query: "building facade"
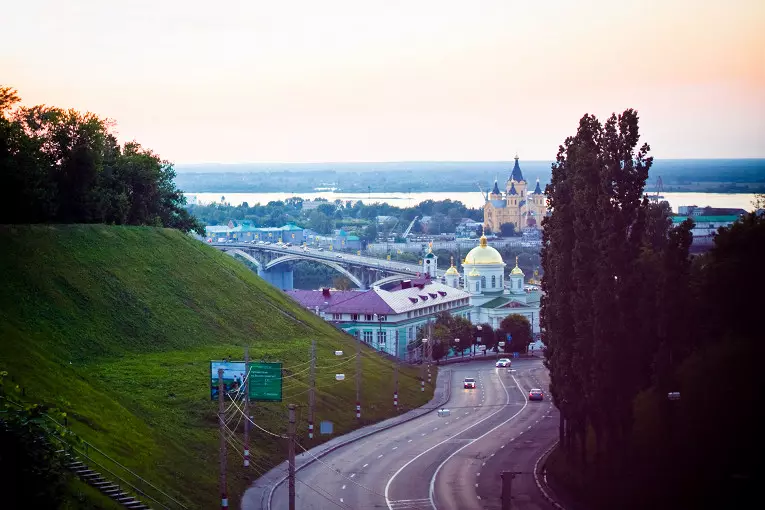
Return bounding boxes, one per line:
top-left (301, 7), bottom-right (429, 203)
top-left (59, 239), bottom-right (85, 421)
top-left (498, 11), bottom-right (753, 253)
top-left (288, 236), bottom-right (542, 358)
top-left (288, 277), bottom-right (472, 359)
top-left (205, 222), bottom-right (304, 244)
top-left (483, 156), bottom-right (547, 233)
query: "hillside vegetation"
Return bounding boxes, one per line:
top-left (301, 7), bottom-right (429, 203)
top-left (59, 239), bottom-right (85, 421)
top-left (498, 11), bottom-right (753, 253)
top-left (0, 225), bottom-right (431, 508)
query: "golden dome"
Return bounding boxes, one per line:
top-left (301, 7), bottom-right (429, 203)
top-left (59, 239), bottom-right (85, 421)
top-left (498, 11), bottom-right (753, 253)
top-left (445, 256), bottom-right (459, 276)
top-left (510, 256), bottom-right (524, 275)
top-left (464, 235), bottom-right (504, 265)
top-left (468, 267), bottom-right (481, 277)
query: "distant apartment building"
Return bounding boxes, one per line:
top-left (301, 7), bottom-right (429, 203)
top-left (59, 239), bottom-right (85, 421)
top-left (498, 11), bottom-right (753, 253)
top-left (671, 215), bottom-right (739, 240)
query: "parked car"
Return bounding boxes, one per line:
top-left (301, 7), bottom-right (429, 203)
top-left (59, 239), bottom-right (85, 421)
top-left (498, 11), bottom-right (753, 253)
top-left (496, 358), bottom-right (512, 368)
top-left (528, 388), bottom-right (544, 401)
top-left (463, 377), bottom-right (477, 389)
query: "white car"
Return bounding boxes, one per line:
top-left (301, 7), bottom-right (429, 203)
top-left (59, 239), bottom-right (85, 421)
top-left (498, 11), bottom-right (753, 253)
top-left (496, 358), bottom-right (512, 368)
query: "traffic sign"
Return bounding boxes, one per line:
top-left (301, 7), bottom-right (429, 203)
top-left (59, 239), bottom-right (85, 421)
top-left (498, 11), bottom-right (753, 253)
top-left (249, 362), bottom-right (283, 402)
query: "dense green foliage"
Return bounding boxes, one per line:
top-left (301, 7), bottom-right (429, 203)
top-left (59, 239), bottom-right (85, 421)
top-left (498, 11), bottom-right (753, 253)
top-left (0, 225), bottom-right (431, 509)
top-left (189, 198), bottom-right (483, 237)
top-left (0, 86), bottom-right (201, 233)
top-left (541, 110), bottom-right (763, 509)
top-left (498, 314), bottom-right (532, 353)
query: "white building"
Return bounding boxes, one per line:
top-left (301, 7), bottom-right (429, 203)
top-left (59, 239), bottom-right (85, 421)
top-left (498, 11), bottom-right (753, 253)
top-left (443, 233), bottom-right (541, 334)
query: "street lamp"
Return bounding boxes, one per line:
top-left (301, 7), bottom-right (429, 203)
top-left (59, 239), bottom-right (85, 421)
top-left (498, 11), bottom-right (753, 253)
top-left (455, 338), bottom-right (461, 358)
top-left (475, 325), bottom-right (482, 357)
top-left (374, 314), bottom-right (384, 353)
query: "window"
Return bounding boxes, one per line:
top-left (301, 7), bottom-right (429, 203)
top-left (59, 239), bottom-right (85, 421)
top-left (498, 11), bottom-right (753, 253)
top-left (500, 276), bottom-right (503, 287)
top-left (377, 330), bottom-right (387, 344)
top-left (363, 330), bottom-right (373, 343)
top-left (408, 327), bottom-right (414, 340)
top-left (481, 276), bottom-right (486, 289)
top-left (475, 282), bottom-right (479, 292)
top-left (407, 311), bottom-right (411, 318)
top-left (491, 275), bottom-right (496, 288)
top-left (517, 279), bottom-right (522, 289)
top-left (351, 314), bottom-right (359, 321)
top-left (377, 314), bottom-right (387, 322)
top-left (332, 313), bottom-right (342, 320)
top-left (365, 314), bottom-right (373, 321)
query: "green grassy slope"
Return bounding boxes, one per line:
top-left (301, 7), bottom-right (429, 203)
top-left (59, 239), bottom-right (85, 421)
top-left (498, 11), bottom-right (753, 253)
top-left (0, 225), bottom-right (431, 509)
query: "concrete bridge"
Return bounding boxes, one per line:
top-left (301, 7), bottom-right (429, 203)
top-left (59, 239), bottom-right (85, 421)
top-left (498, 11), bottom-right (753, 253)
top-left (212, 242), bottom-right (445, 290)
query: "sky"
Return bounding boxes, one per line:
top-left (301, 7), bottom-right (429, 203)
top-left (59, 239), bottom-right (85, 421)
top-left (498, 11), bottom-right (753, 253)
top-left (3, 0), bottom-right (764, 163)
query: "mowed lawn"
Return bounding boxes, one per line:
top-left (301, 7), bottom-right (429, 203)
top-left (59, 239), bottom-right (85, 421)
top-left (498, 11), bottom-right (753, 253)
top-left (0, 225), bottom-right (432, 509)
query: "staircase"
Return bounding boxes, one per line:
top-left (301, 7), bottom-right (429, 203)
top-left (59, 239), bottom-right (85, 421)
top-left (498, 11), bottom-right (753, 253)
top-left (61, 452), bottom-right (151, 509)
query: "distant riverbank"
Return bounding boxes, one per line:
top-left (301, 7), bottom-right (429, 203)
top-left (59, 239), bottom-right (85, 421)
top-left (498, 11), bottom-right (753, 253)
top-left (185, 191), bottom-right (759, 213)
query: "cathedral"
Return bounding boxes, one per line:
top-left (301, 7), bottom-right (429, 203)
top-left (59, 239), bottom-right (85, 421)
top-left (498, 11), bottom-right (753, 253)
top-left (484, 156), bottom-right (546, 233)
top-left (433, 235), bottom-right (541, 335)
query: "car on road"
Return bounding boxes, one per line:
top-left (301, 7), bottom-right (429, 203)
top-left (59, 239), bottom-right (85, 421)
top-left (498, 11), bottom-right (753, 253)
top-left (496, 358), bottom-right (512, 368)
top-left (528, 388), bottom-right (544, 401)
top-left (463, 377), bottom-right (477, 389)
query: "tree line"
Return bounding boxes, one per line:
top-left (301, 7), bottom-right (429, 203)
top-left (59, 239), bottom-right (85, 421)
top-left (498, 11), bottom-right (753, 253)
top-left (541, 110), bottom-right (763, 509)
top-left (407, 311), bottom-right (534, 360)
top-left (188, 197), bottom-right (484, 238)
top-left (0, 86), bottom-right (201, 233)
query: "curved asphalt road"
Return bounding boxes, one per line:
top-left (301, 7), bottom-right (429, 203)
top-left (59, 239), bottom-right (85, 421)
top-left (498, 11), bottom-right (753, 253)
top-left (271, 358), bottom-right (559, 510)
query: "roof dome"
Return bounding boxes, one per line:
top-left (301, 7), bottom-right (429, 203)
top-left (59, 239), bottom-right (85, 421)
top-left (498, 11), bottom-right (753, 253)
top-left (465, 235), bottom-right (504, 265)
top-left (510, 256), bottom-right (524, 275)
top-left (468, 267), bottom-right (481, 277)
top-left (445, 256), bottom-right (459, 275)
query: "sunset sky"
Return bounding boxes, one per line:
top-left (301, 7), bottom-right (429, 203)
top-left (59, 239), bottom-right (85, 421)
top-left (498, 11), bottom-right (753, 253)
top-left (3, 0), bottom-right (764, 163)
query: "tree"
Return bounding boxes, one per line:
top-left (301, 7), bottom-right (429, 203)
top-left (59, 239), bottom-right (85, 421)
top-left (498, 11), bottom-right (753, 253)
top-left (332, 276), bottom-right (353, 290)
top-left (499, 222), bottom-right (516, 237)
top-left (474, 323), bottom-right (495, 352)
top-left (499, 314), bottom-right (532, 353)
top-left (0, 86), bottom-right (203, 233)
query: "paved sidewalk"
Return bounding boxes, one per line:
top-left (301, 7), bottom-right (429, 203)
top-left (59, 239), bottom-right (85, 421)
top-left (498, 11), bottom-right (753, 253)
top-left (241, 367), bottom-right (454, 510)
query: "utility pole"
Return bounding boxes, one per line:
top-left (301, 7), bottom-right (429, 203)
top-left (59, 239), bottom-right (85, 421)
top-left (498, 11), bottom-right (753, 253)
top-left (243, 346), bottom-right (250, 467)
top-left (500, 471), bottom-right (520, 510)
top-left (356, 338), bottom-right (362, 420)
top-left (394, 335), bottom-right (399, 410)
top-left (288, 404), bottom-right (296, 510)
top-left (308, 339), bottom-right (316, 439)
top-left (218, 369), bottom-right (228, 510)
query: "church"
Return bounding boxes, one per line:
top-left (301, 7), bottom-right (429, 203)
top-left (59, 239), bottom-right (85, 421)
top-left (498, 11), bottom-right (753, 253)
top-left (287, 235), bottom-right (541, 360)
top-left (484, 156), bottom-right (546, 233)
top-left (439, 234), bottom-right (541, 334)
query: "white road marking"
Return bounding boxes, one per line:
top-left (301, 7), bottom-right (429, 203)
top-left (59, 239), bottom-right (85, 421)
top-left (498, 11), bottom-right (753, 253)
top-left (426, 373), bottom-right (530, 508)
top-left (340, 498), bottom-right (344, 503)
top-left (477, 472), bottom-right (480, 476)
top-left (342, 485), bottom-right (346, 490)
top-left (363, 463), bottom-right (368, 468)
top-left (378, 454), bottom-right (384, 459)
top-left (350, 473), bottom-right (355, 478)
top-left (408, 439), bottom-right (412, 443)
top-left (392, 446), bottom-right (398, 450)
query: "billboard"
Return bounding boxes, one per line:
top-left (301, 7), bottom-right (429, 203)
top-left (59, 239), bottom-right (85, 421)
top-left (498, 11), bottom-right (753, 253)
top-left (210, 361), bottom-right (247, 400)
top-left (210, 361), bottom-right (283, 402)
top-left (248, 362), bottom-right (283, 402)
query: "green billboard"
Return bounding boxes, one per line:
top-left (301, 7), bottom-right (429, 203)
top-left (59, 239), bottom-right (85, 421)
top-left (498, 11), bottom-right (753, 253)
top-left (210, 361), bottom-right (282, 402)
top-left (248, 362), bottom-right (283, 402)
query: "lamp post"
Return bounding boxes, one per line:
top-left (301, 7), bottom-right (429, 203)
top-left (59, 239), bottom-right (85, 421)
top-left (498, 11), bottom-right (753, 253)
top-left (475, 325), bottom-right (482, 357)
top-left (374, 314), bottom-right (384, 354)
top-left (455, 338), bottom-right (461, 358)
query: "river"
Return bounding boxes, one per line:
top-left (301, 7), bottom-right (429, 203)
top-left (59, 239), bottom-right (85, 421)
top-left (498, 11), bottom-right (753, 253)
top-left (186, 191), bottom-right (759, 213)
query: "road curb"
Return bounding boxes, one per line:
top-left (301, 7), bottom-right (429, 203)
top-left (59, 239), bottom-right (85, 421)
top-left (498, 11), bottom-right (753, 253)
top-left (533, 439), bottom-right (566, 510)
top-left (262, 367), bottom-right (455, 510)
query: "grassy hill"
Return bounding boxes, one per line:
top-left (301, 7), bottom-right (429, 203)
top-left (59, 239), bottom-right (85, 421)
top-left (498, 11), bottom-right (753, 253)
top-left (0, 225), bottom-right (431, 509)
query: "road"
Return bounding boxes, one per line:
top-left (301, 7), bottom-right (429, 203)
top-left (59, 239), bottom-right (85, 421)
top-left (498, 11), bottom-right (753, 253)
top-left (270, 358), bottom-right (560, 510)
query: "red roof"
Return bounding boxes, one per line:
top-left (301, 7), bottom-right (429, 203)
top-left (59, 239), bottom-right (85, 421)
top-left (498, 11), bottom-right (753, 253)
top-left (287, 289), bottom-right (396, 315)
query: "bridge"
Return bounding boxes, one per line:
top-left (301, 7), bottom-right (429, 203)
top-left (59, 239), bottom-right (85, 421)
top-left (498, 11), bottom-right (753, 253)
top-left (212, 242), bottom-right (446, 290)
